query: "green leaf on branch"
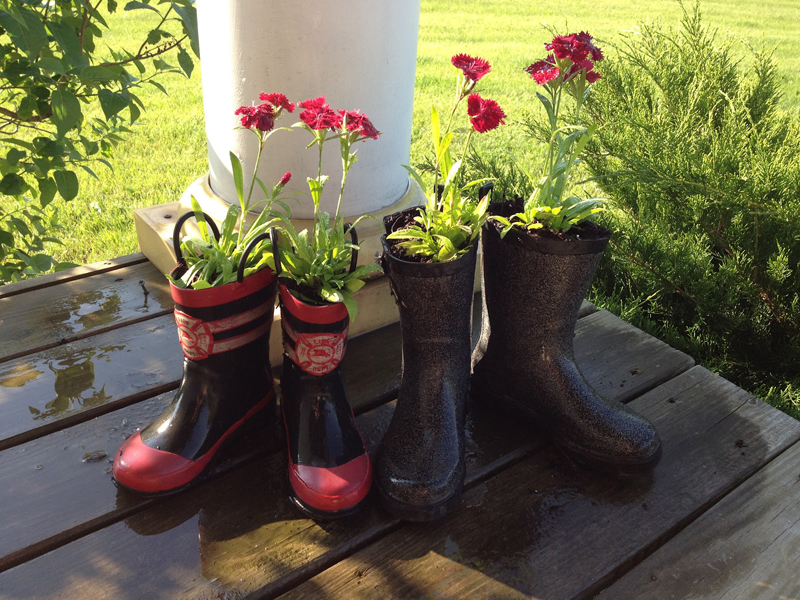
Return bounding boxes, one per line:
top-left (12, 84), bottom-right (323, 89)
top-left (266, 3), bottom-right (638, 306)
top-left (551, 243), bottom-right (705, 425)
top-left (80, 65), bottom-right (118, 83)
top-left (229, 151), bottom-right (245, 209)
top-left (177, 47), bottom-right (193, 79)
top-left (47, 20), bottom-right (82, 62)
top-left (6, 148), bottom-right (25, 166)
top-left (123, 1), bottom-right (160, 14)
top-left (173, 3), bottom-right (200, 58)
top-left (0, 227), bottom-right (14, 248)
top-left (51, 90), bottom-right (82, 139)
top-left (0, 173), bottom-right (25, 196)
top-left (98, 89), bottom-right (129, 119)
top-left (0, 8), bottom-right (47, 59)
top-left (53, 170), bottom-right (79, 201)
top-left (38, 177), bottom-right (57, 208)
top-left (38, 58), bottom-right (66, 75)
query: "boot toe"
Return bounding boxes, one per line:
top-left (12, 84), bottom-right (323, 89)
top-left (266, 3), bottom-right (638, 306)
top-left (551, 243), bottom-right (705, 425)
top-left (112, 432), bottom-right (207, 494)
top-left (289, 453), bottom-right (372, 513)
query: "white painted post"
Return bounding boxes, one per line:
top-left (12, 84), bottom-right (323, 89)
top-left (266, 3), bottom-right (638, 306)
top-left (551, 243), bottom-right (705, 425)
top-left (196, 0), bottom-right (422, 219)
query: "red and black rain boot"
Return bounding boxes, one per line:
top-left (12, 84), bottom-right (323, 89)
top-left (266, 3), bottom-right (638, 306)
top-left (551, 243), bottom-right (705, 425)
top-left (278, 283), bottom-right (373, 519)
top-left (112, 218), bottom-right (278, 495)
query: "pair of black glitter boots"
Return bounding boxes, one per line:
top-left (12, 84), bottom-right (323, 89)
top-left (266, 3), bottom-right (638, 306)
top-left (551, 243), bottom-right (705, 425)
top-left (375, 194), bottom-right (662, 522)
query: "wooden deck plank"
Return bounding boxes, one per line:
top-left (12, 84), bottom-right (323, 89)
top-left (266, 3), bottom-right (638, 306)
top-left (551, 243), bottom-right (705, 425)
top-left (0, 311), bottom-right (692, 599)
top-left (278, 367), bottom-right (800, 600)
top-left (0, 314), bottom-right (182, 451)
top-left (0, 253), bottom-right (149, 300)
top-left (0, 321), bottom-right (403, 571)
top-left (0, 261), bottom-right (173, 364)
top-left (596, 439), bottom-right (800, 600)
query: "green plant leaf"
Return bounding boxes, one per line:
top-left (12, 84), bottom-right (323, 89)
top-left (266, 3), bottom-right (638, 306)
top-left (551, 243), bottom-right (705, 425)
top-left (37, 57), bottom-right (66, 75)
top-left (229, 151), bottom-right (245, 209)
top-left (0, 227), bottom-right (15, 247)
top-left (98, 89), bottom-right (129, 119)
top-left (0, 8), bottom-right (47, 59)
top-left (53, 170), bottom-right (79, 201)
top-left (173, 3), bottom-right (200, 57)
top-left (46, 20), bottom-right (82, 62)
top-left (51, 90), bottom-right (82, 140)
top-left (123, 1), bottom-right (160, 13)
top-left (80, 65), bottom-right (118, 83)
top-left (0, 173), bottom-right (25, 196)
top-left (177, 47), bottom-right (194, 79)
top-left (38, 177), bottom-right (57, 207)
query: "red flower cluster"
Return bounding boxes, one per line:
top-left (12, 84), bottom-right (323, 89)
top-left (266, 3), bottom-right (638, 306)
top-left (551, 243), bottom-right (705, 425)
top-left (527, 32), bottom-right (603, 86)
top-left (340, 109), bottom-right (381, 139)
top-left (260, 92), bottom-right (295, 113)
top-left (525, 54), bottom-right (559, 85)
top-left (451, 54), bottom-right (491, 82)
top-left (280, 172), bottom-right (292, 186)
top-left (467, 94), bottom-right (506, 133)
top-left (298, 96), bottom-right (343, 131)
top-left (235, 103), bottom-right (275, 132)
top-left (236, 91), bottom-right (295, 132)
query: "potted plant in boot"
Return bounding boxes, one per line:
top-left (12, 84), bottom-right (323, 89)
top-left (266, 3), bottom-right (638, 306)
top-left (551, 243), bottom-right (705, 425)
top-left (270, 96), bottom-right (382, 519)
top-left (378, 54), bottom-right (506, 521)
top-left (471, 33), bottom-right (662, 473)
top-left (112, 93), bottom-right (294, 495)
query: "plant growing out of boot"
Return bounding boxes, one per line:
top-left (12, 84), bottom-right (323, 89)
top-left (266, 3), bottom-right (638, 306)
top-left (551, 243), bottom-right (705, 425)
top-left (271, 96), bottom-right (381, 520)
top-left (385, 54), bottom-right (506, 262)
top-left (376, 55), bottom-right (504, 522)
top-left (471, 35), bottom-right (662, 475)
top-left (168, 92), bottom-right (296, 290)
top-left (493, 32), bottom-right (606, 235)
top-left (112, 93), bottom-right (293, 496)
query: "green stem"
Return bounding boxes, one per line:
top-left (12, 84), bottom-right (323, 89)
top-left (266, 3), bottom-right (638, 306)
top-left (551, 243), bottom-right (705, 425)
top-left (313, 132), bottom-right (324, 252)
top-left (239, 132), bottom-right (264, 245)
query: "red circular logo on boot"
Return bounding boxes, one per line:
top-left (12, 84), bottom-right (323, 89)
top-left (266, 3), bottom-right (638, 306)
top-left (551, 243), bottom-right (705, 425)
top-left (294, 332), bottom-right (347, 375)
top-left (174, 310), bottom-right (212, 360)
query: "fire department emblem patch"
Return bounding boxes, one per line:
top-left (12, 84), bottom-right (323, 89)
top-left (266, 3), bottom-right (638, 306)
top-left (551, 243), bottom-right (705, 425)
top-left (174, 310), bottom-right (212, 360)
top-left (293, 331), bottom-right (347, 375)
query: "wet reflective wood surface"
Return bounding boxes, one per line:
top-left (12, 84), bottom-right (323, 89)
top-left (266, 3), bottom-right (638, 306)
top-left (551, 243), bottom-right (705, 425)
top-left (1, 254), bottom-right (798, 600)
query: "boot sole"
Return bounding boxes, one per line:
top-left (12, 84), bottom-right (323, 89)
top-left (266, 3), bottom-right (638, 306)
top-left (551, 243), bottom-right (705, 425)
top-left (288, 487), bottom-right (372, 522)
top-left (377, 479), bottom-right (465, 522)
top-left (470, 381), bottom-right (662, 476)
top-left (112, 399), bottom-right (274, 498)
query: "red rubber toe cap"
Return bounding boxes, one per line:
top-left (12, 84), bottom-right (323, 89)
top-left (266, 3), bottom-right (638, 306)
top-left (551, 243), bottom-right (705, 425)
top-left (112, 432), bottom-right (208, 494)
top-left (289, 453), bottom-right (373, 512)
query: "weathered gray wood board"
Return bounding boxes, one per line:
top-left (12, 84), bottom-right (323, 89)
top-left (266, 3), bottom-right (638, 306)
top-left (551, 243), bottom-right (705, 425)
top-left (0, 253), bottom-right (148, 300)
top-left (280, 367), bottom-right (800, 600)
top-left (0, 260), bottom-right (172, 363)
top-left (597, 439), bottom-right (800, 600)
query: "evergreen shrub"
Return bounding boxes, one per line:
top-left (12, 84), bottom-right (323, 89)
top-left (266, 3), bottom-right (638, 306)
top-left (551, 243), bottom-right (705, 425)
top-left (583, 5), bottom-right (800, 417)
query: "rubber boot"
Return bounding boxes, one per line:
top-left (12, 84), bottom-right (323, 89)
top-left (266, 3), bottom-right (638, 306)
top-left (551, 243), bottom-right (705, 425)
top-left (112, 266), bottom-right (278, 495)
top-left (376, 209), bottom-right (477, 521)
top-left (279, 284), bottom-right (372, 520)
top-left (471, 205), bottom-right (661, 474)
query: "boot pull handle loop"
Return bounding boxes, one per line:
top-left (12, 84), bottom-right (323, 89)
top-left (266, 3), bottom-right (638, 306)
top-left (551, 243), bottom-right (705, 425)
top-left (269, 227), bottom-right (283, 277)
top-left (236, 232), bottom-right (272, 283)
top-left (173, 211), bottom-right (221, 266)
top-left (478, 181), bottom-right (494, 203)
top-left (344, 223), bottom-right (358, 274)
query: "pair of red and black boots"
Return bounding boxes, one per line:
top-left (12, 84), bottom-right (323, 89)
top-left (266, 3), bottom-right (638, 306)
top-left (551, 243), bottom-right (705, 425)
top-left (113, 218), bottom-right (371, 519)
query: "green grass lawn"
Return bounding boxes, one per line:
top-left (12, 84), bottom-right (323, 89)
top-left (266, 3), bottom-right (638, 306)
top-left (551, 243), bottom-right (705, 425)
top-left (50, 0), bottom-right (800, 265)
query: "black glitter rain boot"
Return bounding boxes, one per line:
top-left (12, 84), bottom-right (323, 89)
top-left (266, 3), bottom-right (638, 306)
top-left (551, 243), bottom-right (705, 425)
top-left (376, 208), bottom-right (477, 521)
top-left (471, 203), bottom-right (661, 474)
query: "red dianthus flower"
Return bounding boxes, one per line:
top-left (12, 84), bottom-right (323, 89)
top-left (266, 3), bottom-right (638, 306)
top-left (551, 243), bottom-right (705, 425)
top-left (525, 54), bottom-right (560, 85)
top-left (259, 92), bottom-right (295, 113)
top-left (340, 110), bottom-right (381, 139)
top-left (298, 96), bottom-right (343, 130)
top-left (280, 172), bottom-right (292, 186)
top-left (234, 102), bottom-right (275, 132)
top-left (451, 54), bottom-right (492, 82)
top-left (467, 94), bottom-right (506, 133)
top-left (546, 34), bottom-right (590, 63)
top-left (575, 32), bottom-right (604, 62)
